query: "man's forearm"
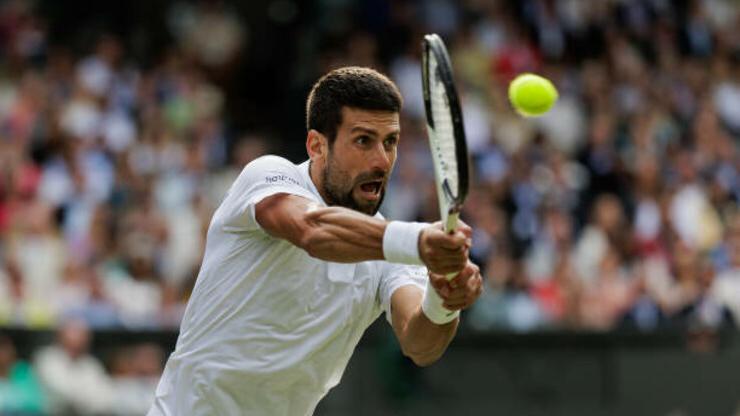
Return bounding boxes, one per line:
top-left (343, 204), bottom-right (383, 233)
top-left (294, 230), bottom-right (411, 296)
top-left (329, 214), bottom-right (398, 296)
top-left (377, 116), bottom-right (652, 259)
top-left (256, 194), bottom-right (389, 263)
top-left (401, 307), bottom-right (458, 366)
top-left (256, 194), bottom-right (469, 273)
top-left (391, 286), bottom-right (458, 366)
top-left (299, 206), bottom-right (387, 263)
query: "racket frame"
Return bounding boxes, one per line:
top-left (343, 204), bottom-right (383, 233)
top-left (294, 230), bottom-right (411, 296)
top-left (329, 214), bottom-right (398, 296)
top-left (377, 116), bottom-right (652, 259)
top-left (421, 33), bottom-right (470, 235)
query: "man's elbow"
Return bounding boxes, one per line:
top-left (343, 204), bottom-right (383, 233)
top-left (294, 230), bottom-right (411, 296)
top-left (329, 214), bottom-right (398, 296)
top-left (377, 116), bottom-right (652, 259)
top-left (410, 353), bottom-right (443, 367)
top-left (402, 348), bottom-right (444, 367)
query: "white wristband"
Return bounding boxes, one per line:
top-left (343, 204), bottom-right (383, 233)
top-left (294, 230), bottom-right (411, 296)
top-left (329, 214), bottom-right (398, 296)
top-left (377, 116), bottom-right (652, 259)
top-left (382, 221), bottom-right (426, 265)
top-left (421, 279), bottom-right (460, 325)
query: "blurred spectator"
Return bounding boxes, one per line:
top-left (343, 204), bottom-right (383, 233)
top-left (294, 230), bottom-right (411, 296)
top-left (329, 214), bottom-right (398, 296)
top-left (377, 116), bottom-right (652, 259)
top-left (529, 255), bottom-right (580, 327)
top-left (675, 256), bottom-right (733, 330)
top-left (101, 185), bottom-right (168, 328)
top-left (573, 194), bottom-right (629, 284)
top-left (4, 201), bottom-right (65, 327)
top-left (34, 319), bottom-right (114, 415)
top-left (469, 251), bottom-right (546, 332)
top-left (108, 344), bottom-right (163, 416)
top-left (668, 149), bottom-right (723, 251)
top-left (578, 245), bottom-right (638, 330)
top-left (0, 259), bottom-right (24, 326)
top-left (646, 241), bottom-right (705, 319)
top-left (0, 333), bottom-right (45, 414)
top-left (56, 261), bottom-right (120, 328)
top-left (75, 34), bottom-right (123, 100)
top-left (524, 206), bottom-right (574, 283)
top-left (713, 55), bottom-right (740, 135)
top-left (389, 44), bottom-right (425, 121)
top-left (710, 213), bottom-right (740, 323)
top-left (167, 0), bottom-right (246, 85)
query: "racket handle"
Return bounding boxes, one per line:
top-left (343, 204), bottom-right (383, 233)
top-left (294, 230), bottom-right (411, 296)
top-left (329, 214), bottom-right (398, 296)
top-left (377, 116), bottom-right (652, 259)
top-left (444, 211), bottom-right (459, 234)
top-left (444, 211), bottom-right (460, 281)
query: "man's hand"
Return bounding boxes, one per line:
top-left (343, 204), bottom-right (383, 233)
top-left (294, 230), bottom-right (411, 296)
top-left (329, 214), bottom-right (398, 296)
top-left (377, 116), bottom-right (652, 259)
top-left (429, 261), bottom-right (483, 310)
top-left (418, 221), bottom-right (472, 275)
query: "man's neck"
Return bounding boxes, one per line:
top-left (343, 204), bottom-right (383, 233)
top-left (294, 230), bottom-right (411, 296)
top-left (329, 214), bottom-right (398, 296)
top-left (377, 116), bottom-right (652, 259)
top-left (308, 160), bottom-right (330, 204)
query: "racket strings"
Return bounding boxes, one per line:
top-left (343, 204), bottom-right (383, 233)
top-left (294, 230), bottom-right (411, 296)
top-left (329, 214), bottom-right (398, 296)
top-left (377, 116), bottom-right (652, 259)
top-left (428, 56), bottom-right (459, 198)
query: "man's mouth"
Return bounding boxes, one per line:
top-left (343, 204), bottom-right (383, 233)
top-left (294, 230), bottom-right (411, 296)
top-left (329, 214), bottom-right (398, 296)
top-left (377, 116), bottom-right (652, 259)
top-left (358, 180), bottom-right (383, 200)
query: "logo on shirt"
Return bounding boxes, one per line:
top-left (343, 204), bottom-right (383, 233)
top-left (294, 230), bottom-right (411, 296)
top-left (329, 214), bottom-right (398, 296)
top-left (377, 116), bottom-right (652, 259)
top-left (265, 174), bottom-right (301, 186)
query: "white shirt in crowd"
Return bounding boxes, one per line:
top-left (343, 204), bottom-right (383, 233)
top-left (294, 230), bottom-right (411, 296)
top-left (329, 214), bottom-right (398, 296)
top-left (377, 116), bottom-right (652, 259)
top-left (148, 155), bottom-right (427, 416)
top-left (35, 346), bottom-right (115, 414)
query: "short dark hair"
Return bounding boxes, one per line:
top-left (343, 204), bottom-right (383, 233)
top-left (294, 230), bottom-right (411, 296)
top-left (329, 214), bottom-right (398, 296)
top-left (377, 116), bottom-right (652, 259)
top-left (306, 67), bottom-right (403, 145)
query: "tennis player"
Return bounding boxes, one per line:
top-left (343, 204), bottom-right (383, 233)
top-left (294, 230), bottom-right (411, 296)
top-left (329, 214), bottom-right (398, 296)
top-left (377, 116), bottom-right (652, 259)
top-left (147, 67), bottom-right (483, 415)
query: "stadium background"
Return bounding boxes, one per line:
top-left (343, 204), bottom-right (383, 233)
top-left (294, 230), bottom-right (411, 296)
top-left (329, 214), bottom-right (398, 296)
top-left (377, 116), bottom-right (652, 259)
top-left (0, 0), bottom-right (739, 414)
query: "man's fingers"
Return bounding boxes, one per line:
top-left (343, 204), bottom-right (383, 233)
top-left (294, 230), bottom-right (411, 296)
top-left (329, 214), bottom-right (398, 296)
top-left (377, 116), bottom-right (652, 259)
top-left (437, 261), bottom-right (484, 310)
top-left (442, 288), bottom-right (467, 303)
top-left (432, 260), bottom-right (479, 278)
top-left (443, 301), bottom-right (466, 310)
top-left (427, 252), bottom-right (468, 275)
top-left (428, 272), bottom-right (457, 297)
top-left (457, 220), bottom-right (473, 239)
top-left (447, 262), bottom-right (479, 285)
top-left (430, 263), bottom-right (466, 276)
top-left (442, 288), bottom-right (479, 309)
top-left (454, 262), bottom-right (477, 279)
top-left (430, 280), bottom-right (472, 302)
top-left (429, 229), bottom-right (468, 250)
top-left (443, 280), bottom-right (480, 302)
top-left (443, 296), bottom-right (472, 310)
top-left (419, 226), bottom-right (471, 277)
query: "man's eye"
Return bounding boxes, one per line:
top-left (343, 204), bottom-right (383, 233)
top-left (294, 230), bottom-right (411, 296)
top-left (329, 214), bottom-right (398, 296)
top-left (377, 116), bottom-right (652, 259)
top-left (356, 136), bottom-right (370, 145)
top-left (384, 137), bottom-right (398, 147)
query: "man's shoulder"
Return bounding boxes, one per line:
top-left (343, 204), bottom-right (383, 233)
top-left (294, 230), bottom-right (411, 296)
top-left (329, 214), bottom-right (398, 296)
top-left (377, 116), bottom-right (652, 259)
top-left (242, 155), bottom-right (300, 174)
top-left (237, 155), bottom-right (306, 185)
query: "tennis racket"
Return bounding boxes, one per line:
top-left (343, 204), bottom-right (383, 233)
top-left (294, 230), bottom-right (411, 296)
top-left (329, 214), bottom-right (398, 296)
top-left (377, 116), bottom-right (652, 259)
top-left (421, 33), bottom-right (470, 281)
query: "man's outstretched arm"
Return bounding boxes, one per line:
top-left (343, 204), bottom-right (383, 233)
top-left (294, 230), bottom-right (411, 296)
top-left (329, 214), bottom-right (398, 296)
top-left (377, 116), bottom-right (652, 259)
top-left (389, 262), bottom-right (483, 366)
top-left (254, 193), bottom-right (469, 275)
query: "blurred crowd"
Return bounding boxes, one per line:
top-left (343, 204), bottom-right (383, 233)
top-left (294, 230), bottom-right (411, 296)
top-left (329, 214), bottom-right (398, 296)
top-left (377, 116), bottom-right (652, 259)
top-left (0, 0), bottom-right (259, 331)
top-left (0, 0), bottom-right (738, 334)
top-left (1, 321), bottom-right (162, 415)
top-left (384, 0), bottom-right (740, 333)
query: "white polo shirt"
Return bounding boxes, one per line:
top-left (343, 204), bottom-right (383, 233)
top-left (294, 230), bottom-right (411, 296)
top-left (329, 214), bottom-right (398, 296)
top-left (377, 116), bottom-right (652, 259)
top-left (148, 155), bottom-right (427, 416)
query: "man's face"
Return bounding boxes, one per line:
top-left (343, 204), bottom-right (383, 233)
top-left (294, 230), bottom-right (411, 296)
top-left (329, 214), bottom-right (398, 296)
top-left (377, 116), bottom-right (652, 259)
top-left (320, 107), bottom-right (400, 215)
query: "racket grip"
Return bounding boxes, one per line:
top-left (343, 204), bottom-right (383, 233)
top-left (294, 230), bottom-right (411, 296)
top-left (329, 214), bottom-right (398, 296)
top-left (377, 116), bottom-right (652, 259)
top-left (444, 211), bottom-right (459, 281)
top-left (444, 211), bottom-right (459, 234)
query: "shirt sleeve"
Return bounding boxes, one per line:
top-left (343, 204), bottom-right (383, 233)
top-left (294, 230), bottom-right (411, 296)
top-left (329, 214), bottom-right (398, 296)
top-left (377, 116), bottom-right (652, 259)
top-left (218, 156), bottom-right (320, 233)
top-left (378, 262), bottom-right (428, 324)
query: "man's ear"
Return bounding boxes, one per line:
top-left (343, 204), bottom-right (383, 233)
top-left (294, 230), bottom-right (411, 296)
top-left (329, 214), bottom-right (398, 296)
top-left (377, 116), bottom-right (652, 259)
top-left (306, 129), bottom-right (328, 162)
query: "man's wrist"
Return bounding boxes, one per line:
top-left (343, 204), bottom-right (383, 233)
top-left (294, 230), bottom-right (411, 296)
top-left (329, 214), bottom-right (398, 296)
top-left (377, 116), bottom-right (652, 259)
top-left (421, 280), bottom-right (459, 325)
top-left (383, 221), bottom-right (426, 265)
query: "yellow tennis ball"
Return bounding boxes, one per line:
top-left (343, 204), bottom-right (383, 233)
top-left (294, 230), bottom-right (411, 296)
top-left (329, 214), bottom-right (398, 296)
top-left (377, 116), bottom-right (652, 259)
top-left (508, 73), bottom-right (558, 117)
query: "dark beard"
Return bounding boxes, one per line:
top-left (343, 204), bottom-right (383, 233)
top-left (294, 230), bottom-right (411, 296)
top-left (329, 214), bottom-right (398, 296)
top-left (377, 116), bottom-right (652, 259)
top-left (320, 158), bottom-right (386, 216)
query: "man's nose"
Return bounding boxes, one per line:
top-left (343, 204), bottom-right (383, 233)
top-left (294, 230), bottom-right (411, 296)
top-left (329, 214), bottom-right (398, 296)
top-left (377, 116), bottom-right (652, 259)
top-left (369, 143), bottom-right (391, 172)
